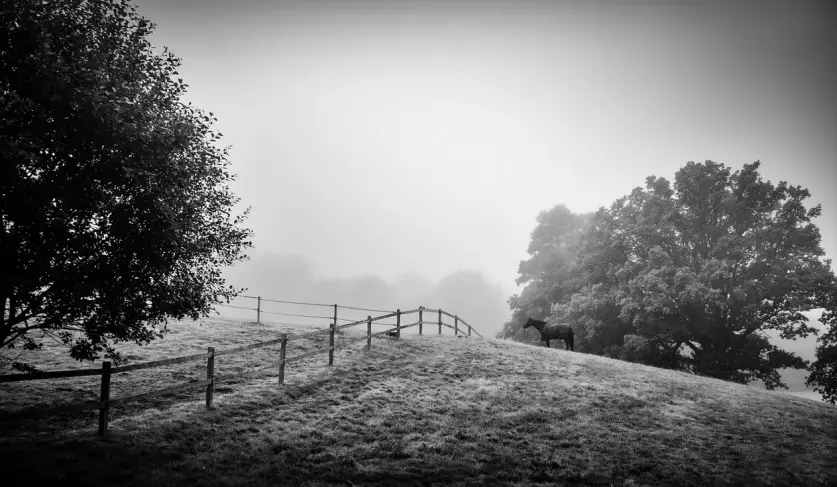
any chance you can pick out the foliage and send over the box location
[504,161,837,396]
[1,1,252,369]
[497,205,591,343]
[807,296,837,403]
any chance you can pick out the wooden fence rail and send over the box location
[111,352,211,373]
[0,304,481,436]
[0,367,104,383]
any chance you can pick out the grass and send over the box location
[1,318,836,486]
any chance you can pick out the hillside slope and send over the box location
[1,320,836,486]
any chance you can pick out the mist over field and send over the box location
[132,1,836,394]
[762,315,828,401]
[217,251,830,401]
[3,2,837,485]
[221,252,510,338]
[5,0,835,418]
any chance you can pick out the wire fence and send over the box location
[211,295,412,329]
[208,296,478,346]
[336,304,394,314]
[215,303,257,311]
[254,297,333,308]
[258,311,333,320]
[0,305,481,437]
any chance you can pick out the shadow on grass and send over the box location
[0,434,207,486]
[2,336,836,486]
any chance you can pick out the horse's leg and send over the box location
[544,339,550,348]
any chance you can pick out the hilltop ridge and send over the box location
[2,319,836,485]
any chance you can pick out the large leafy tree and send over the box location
[554,161,836,390]
[1,1,251,370]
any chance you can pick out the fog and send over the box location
[219,252,509,337]
[133,0,837,394]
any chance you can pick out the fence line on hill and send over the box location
[216,295,429,325]
[0,305,481,437]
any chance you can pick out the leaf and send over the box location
[509,160,837,397]
[2,0,252,368]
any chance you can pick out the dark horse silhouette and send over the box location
[524,318,574,351]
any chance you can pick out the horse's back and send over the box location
[546,324,572,335]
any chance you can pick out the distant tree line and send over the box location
[499,161,837,403]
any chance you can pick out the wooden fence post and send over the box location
[206,347,215,409]
[257,296,261,324]
[98,361,111,437]
[278,334,287,386]
[419,307,423,335]
[396,309,401,340]
[438,309,442,335]
[455,315,459,336]
[329,313,335,366]
[468,322,471,337]
[366,316,372,350]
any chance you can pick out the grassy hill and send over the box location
[1,318,835,486]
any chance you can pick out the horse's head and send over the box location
[523,317,537,329]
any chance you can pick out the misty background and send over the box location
[216,252,507,339]
[133,0,836,398]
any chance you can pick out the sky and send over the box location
[131,0,836,371]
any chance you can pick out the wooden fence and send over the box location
[0,305,481,436]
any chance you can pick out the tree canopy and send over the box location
[498,205,592,344]
[1,1,252,370]
[501,161,837,401]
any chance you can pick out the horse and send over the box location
[523,318,574,351]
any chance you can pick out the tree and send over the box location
[1,1,252,370]
[497,205,591,343]
[555,161,835,390]
[806,294,837,404]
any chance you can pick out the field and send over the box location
[1,318,836,486]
